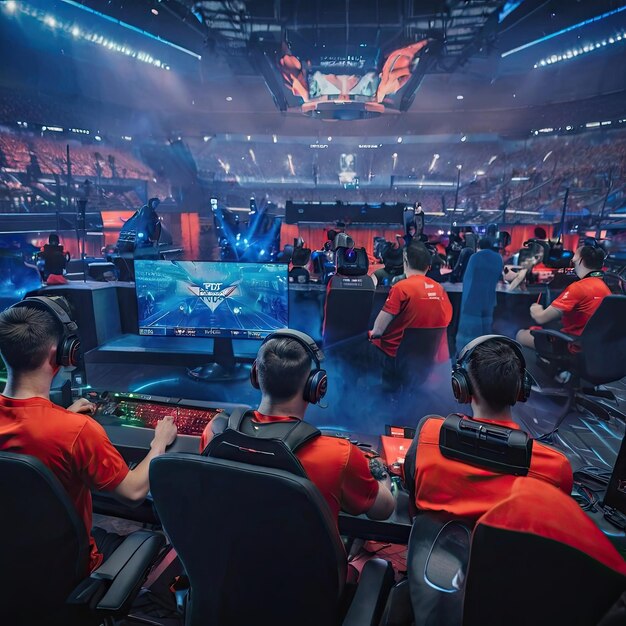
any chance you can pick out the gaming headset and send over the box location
[8,296,81,368]
[451,335,532,405]
[250,328,328,405]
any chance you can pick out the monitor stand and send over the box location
[187,337,251,383]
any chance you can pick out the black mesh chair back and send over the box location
[0,452,89,620]
[407,512,472,626]
[323,273,375,347]
[150,453,348,626]
[578,295,626,384]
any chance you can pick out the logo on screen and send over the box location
[188,283,238,313]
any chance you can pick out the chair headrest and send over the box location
[439,414,532,476]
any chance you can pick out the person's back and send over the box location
[461,242,503,316]
[0,297,177,571]
[404,336,573,519]
[0,396,127,569]
[408,414,571,518]
[201,330,395,522]
[370,243,452,358]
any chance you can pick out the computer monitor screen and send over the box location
[135,260,288,339]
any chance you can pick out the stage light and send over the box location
[272,135,277,143]
[327,136,332,141]
[397,136,403,143]
[203,135,210,142]
[5,1,17,13]
[392,152,398,158]
[94,135,102,141]
[71,25,80,37]
[461,135,467,142]
[226,96,233,101]
[45,15,56,27]
[247,135,251,141]
[456,95,464,100]
[151,8,159,15]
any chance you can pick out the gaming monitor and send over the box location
[134,260,288,340]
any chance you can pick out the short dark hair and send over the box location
[257,337,312,401]
[0,304,63,371]
[404,242,431,271]
[467,339,522,412]
[578,245,605,270]
[534,227,547,240]
[48,233,60,245]
[478,238,493,250]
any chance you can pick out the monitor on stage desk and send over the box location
[134,259,289,379]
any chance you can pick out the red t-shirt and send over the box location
[371,274,453,357]
[200,412,378,520]
[409,416,573,520]
[550,276,611,335]
[0,396,129,572]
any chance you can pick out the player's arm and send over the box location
[113,417,177,505]
[365,479,395,520]
[530,303,562,325]
[370,310,395,339]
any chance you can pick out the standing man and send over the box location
[456,237,504,354]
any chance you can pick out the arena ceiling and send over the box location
[2,0,626,137]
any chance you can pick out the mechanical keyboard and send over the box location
[93,392,222,437]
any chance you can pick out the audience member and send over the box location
[0,297,177,571]
[200,332,395,522]
[404,335,573,518]
[455,238,504,354]
[516,240,610,349]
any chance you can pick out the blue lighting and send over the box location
[132,377,179,392]
[59,0,202,60]
[501,5,626,58]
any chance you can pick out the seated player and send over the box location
[516,240,610,349]
[369,242,452,386]
[404,335,573,519]
[200,331,395,522]
[0,297,177,571]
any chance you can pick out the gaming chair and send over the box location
[0,452,165,626]
[408,475,626,625]
[289,246,312,284]
[530,295,626,434]
[150,451,394,626]
[323,269,375,348]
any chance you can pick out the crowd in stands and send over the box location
[195,129,626,222]
[0,128,168,213]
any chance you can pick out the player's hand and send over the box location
[67,398,96,415]
[152,416,178,450]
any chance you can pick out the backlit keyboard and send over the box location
[95,398,222,437]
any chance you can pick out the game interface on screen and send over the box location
[135,260,288,339]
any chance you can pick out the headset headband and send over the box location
[260,328,324,367]
[457,334,526,370]
[11,296,78,334]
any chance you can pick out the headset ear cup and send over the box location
[58,337,80,367]
[451,369,472,404]
[519,372,533,403]
[304,370,327,404]
[250,360,260,389]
